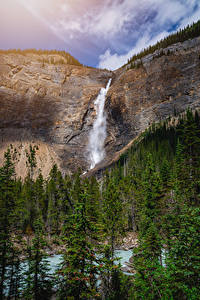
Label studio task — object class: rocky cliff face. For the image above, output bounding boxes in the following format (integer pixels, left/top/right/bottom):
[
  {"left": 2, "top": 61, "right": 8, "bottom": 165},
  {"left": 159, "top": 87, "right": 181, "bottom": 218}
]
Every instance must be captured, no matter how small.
[
  {"left": 0, "top": 37, "right": 200, "bottom": 177},
  {"left": 100, "top": 36, "right": 200, "bottom": 171},
  {"left": 0, "top": 52, "right": 111, "bottom": 176}
]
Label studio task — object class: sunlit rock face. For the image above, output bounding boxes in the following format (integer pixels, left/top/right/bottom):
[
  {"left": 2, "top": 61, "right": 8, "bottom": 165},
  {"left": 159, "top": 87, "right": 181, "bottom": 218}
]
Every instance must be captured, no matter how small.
[
  {"left": 0, "top": 52, "right": 111, "bottom": 177},
  {"left": 0, "top": 37, "right": 200, "bottom": 177}
]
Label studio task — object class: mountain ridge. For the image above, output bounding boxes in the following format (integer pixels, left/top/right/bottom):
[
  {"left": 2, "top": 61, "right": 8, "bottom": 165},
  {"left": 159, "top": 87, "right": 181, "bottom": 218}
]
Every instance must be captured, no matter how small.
[{"left": 0, "top": 35, "right": 200, "bottom": 177}]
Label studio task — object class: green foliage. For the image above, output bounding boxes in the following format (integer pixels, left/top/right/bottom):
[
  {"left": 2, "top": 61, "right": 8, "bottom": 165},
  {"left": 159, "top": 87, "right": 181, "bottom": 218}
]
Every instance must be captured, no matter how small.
[
  {"left": 100, "top": 245, "right": 132, "bottom": 300},
  {"left": 0, "top": 149, "right": 17, "bottom": 299},
  {"left": 57, "top": 180, "right": 100, "bottom": 299},
  {"left": 102, "top": 169, "right": 126, "bottom": 256},
  {"left": 22, "top": 220, "right": 53, "bottom": 300},
  {"left": 0, "top": 109, "right": 200, "bottom": 299},
  {"left": 166, "top": 206, "right": 200, "bottom": 299}
]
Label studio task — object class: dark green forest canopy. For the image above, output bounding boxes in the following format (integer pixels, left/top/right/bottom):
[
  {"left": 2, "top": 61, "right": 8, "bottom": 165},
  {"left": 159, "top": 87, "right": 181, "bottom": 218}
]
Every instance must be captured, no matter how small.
[{"left": 0, "top": 109, "right": 200, "bottom": 299}]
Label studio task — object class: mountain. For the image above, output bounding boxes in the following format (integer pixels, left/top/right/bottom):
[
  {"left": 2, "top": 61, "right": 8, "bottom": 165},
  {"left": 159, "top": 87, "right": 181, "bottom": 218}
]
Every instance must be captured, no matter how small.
[
  {"left": 0, "top": 36, "right": 200, "bottom": 177},
  {"left": 0, "top": 50, "right": 111, "bottom": 177},
  {"left": 1, "top": 30, "right": 200, "bottom": 300},
  {"left": 93, "top": 35, "right": 200, "bottom": 174}
]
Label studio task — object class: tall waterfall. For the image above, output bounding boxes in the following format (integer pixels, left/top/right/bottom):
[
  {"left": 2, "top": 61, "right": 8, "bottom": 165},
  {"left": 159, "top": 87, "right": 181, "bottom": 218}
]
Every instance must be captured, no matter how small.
[{"left": 88, "top": 79, "right": 112, "bottom": 169}]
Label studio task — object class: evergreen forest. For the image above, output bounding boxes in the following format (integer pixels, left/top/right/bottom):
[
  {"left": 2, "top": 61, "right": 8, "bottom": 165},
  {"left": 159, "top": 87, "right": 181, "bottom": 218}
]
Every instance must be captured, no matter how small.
[{"left": 0, "top": 109, "right": 200, "bottom": 299}]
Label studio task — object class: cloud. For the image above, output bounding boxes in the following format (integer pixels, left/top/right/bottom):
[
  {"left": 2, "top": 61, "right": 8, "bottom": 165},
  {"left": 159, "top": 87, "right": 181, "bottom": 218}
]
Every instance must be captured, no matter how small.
[
  {"left": 178, "top": 6, "right": 200, "bottom": 29},
  {"left": 18, "top": 0, "right": 153, "bottom": 42},
  {"left": 97, "top": 0, "right": 200, "bottom": 70},
  {"left": 15, "top": 0, "right": 200, "bottom": 69},
  {"left": 88, "top": 0, "right": 135, "bottom": 38},
  {"left": 18, "top": 0, "right": 200, "bottom": 43},
  {"left": 98, "top": 31, "right": 169, "bottom": 70},
  {"left": 50, "top": 0, "right": 135, "bottom": 41}
]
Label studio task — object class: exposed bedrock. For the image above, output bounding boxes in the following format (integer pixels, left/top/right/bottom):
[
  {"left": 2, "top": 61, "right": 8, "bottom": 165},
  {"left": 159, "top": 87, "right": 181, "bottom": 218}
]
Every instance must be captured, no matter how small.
[
  {"left": 0, "top": 37, "right": 200, "bottom": 176},
  {"left": 102, "top": 37, "right": 200, "bottom": 168}
]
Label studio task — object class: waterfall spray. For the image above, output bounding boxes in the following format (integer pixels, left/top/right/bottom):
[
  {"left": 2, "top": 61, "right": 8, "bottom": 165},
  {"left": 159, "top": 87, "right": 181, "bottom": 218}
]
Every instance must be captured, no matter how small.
[{"left": 87, "top": 79, "right": 112, "bottom": 169}]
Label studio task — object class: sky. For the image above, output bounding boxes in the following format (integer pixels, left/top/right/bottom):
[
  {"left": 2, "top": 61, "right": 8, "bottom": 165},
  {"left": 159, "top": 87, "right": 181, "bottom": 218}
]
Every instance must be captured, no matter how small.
[{"left": 1, "top": 0, "right": 200, "bottom": 70}]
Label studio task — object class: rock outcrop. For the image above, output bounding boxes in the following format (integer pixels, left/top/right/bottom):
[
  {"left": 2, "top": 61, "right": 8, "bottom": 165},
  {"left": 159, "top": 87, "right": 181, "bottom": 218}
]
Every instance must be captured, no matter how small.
[
  {"left": 1, "top": 37, "right": 200, "bottom": 177},
  {"left": 0, "top": 52, "right": 111, "bottom": 176},
  {"left": 106, "top": 36, "right": 200, "bottom": 154}
]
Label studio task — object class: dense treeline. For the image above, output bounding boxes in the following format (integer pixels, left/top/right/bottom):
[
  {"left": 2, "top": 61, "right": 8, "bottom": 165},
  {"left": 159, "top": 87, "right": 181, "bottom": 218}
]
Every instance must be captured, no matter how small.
[
  {"left": 0, "top": 146, "right": 130, "bottom": 299},
  {"left": 0, "top": 49, "right": 82, "bottom": 67},
  {"left": 125, "top": 19, "right": 200, "bottom": 68},
  {"left": 0, "top": 109, "right": 200, "bottom": 299}
]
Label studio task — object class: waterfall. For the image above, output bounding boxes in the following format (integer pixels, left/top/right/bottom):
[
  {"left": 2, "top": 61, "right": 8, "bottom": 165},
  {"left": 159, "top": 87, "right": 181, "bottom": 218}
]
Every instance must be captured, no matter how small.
[{"left": 87, "top": 79, "right": 112, "bottom": 169}]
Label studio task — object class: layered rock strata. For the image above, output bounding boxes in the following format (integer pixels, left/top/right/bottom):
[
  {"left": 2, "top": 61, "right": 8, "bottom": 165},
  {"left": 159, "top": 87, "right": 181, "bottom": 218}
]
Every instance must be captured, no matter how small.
[
  {"left": 0, "top": 37, "right": 200, "bottom": 176},
  {"left": 0, "top": 53, "right": 111, "bottom": 176}
]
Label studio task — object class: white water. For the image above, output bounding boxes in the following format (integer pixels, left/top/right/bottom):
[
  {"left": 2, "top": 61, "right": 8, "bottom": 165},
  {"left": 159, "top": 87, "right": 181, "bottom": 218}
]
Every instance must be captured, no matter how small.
[{"left": 88, "top": 79, "right": 112, "bottom": 169}]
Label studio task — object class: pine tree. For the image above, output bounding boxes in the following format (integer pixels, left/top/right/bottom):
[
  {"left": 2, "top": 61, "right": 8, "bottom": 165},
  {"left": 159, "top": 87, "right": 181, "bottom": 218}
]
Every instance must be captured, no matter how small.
[
  {"left": 100, "top": 244, "right": 132, "bottom": 300},
  {"left": 23, "top": 219, "right": 53, "bottom": 300},
  {"left": 58, "top": 180, "right": 100, "bottom": 300},
  {"left": 84, "top": 176, "right": 101, "bottom": 226},
  {"left": 133, "top": 154, "right": 166, "bottom": 299},
  {"left": 46, "top": 164, "right": 63, "bottom": 235},
  {"left": 178, "top": 110, "right": 200, "bottom": 205},
  {"left": 102, "top": 169, "right": 125, "bottom": 258},
  {"left": 20, "top": 145, "right": 38, "bottom": 234},
  {"left": 165, "top": 206, "right": 200, "bottom": 299},
  {"left": 7, "top": 243, "right": 23, "bottom": 300},
  {"left": 0, "top": 149, "right": 16, "bottom": 299}
]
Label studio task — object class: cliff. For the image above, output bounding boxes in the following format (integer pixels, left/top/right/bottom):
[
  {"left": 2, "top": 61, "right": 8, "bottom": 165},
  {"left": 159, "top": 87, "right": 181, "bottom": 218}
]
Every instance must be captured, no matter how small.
[
  {"left": 100, "top": 36, "right": 200, "bottom": 169},
  {"left": 0, "top": 52, "right": 111, "bottom": 177},
  {"left": 0, "top": 37, "right": 200, "bottom": 177}
]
